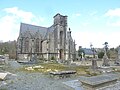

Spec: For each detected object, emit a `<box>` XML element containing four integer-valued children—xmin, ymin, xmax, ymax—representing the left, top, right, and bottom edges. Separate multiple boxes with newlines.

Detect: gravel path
<box><xmin>0</xmin><ymin>61</ymin><xmax>74</xmax><ymax>90</ymax></box>
<box><xmin>1</xmin><ymin>72</ymin><xmax>71</xmax><ymax>90</ymax></box>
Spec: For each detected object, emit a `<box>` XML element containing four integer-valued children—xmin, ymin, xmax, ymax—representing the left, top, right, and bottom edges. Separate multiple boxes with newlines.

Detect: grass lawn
<box><xmin>18</xmin><ymin>62</ymin><xmax>101</xmax><ymax>76</ymax></box>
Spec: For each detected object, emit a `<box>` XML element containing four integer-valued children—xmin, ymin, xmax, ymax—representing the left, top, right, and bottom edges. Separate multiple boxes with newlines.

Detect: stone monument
<box><xmin>91</xmin><ymin>59</ymin><xmax>98</xmax><ymax>70</ymax></box>
<box><xmin>102</xmin><ymin>53</ymin><xmax>109</xmax><ymax>66</ymax></box>
<box><xmin>90</xmin><ymin>44</ymin><xmax>98</xmax><ymax>69</ymax></box>
<box><xmin>81</xmin><ymin>52</ymin><xmax>86</xmax><ymax>65</ymax></box>
<box><xmin>102</xmin><ymin>42</ymin><xmax>110</xmax><ymax>66</ymax></box>
<box><xmin>30</xmin><ymin>54</ymin><xmax>37</xmax><ymax>63</ymax></box>
<box><xmin>115</xmin><ymin>45</ymin><xmax>120</xmax><ymax>65</ymax></box>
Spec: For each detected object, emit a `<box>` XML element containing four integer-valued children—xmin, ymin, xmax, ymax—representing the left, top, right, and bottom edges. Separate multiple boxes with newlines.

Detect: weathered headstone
<box><xmin>17</xmin><ymin>54</ymin><xmax>37</xmax><ymax>64</ymax></box>
<box><xmin>80</xmin><ymin>52</ymin><xmax>86</xmax><ymax>65</ymax></box>
<box><xmin>30</xmin><ymin>54</ymin><xmax>37</xmax><ymax>62</ymax></box>
<box><xmin>91</xmin><ymin>59</ymin><xmax>98</xmax><ymax>70</ymax></box>
<box><xmin>90</xmin><ymin>44</ymin><xmax>98</xmax><ymax>69</ymax></box>
<box><xmin>81</xmin><ymin>57</ymin><xmax>86</xmax><ymax>65</ymax></box>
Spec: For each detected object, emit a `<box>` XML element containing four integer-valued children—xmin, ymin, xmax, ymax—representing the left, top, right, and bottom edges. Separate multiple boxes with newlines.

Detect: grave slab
<box><xmin>79</xmin><ymin>74</ymin><xmax>119</xmax><ymax>90</ymax></box>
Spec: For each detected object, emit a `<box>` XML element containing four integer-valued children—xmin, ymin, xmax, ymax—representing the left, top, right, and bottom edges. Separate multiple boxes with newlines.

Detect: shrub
<box><xmin>98</xmin><ymin>52</ymin><xmax>104</xmax><ymax>58</ymax></box>
<box><xmin>51</xmin><ymin>56</ymin><xmax>55</xmax><ymax>60</ymax></box>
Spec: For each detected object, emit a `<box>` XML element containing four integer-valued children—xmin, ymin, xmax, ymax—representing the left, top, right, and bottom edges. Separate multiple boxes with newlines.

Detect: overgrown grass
<box><xmin>18</xmin><ymin>63</ymin><xmax>68</xmax><ymax>74</ymax></box>
<box><xmin>18</xmin><ymin>63</ymin><xmax>100</xmax><ymax>76</ymax></box>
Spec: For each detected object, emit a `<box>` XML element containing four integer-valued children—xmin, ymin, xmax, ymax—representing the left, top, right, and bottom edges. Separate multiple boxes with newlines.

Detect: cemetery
<box><xmin>1</xmin><ymin>0</ymin><xmax>120</xmax><ymax>89</ymax></box>
<box><xmin>0</xmin><ymin>40</ymin><xmax>120</xmax><ymax>90</ymax></box>
<box><xmin>0</xmin><ymin>47</ymin><xmax>120</xmax><ymax>90</ymax></box>
<box><xmin>0</xmin><ymin>14</ymin><xmax>120</xmax><ymax>89</ymax></box>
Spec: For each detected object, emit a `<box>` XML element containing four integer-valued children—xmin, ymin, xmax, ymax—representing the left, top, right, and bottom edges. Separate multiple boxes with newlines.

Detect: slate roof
<box><xmin>44</xmin><ymin>25</ymin><xmax>54</xmax><ymax>39</ymax></box>
<box><xmin>82</xmin><ymin>48</ymin><xmax>97</xmax><ymax>55</ymax></box>
<box><xmin>19</xmin><ymin>23</ymin><xmax>48</xmax><ymax>39</ymax></box>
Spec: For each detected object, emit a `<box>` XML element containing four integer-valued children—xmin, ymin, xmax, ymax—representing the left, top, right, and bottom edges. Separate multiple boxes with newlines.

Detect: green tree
<box><xmin>78</xmin><ymin>46</ymin><xmax>85</xmax><ymax>60</ymax></box>
<box><xmin>0</xmin><ymin>40</ymin><xmax>16</xmax><ymax>59</ymax></box>
<box><xmin>98</xmin><ymin>51</ymin><xmax>104</xmax><ymax>58</ymax></box>
<box><xmin>108</xmin><ymin>48</ymin><xmax>117</xmax><ymax>59</ymax></box>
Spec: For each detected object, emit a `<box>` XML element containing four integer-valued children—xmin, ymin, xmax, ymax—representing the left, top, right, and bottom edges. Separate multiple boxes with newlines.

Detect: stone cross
<box><xmin>102</xmin><ymin>43</ymin><xmax>110</xmax><ymax>66</ymax></box>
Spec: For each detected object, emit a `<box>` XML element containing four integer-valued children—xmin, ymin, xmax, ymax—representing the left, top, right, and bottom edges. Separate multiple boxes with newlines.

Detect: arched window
<box><xmin>36</xmin><ymin>38</ymin><xmax>39</xmax><ymax>52</ymax></box>
<box><xmin>60</xmin><ymin>31</ymin><xmax>63</xmax><ymax>45</ymax></box>
<box><xmin>25</xmin><ymin>38</ymin><xmax>29</xmax><ymax>53</ymax></box>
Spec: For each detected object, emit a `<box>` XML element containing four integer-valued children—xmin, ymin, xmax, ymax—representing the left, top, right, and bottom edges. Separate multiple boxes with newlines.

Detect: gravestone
<box><xmin>91</xmin><ymin>59</ymin><xmax>98</xmax><ymax>70</ymax></box>
<box><xmin>79</xmin><ymin>74</ymin><xmax>119</xmax><ymax>90</ymax></box>
<box><xmin>80</xmin><ymin>52</ymin><xmax>86</xmax><ymax>65</ymax></box>
<box><xmin>30</xmin><ymin>54</ymin><xmax>37</xmax><ymax>62</ymax></box>
<box><xmin>17</xmin><ymin>54</ymin><xmax>37</xmax><ymax>64</ymax></box>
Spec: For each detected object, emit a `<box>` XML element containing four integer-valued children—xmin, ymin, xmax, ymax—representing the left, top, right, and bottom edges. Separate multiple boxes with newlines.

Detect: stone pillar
<box><xmin>102</xmin><ymin>43</ymin><xmax>110</xmax><ymax>66</ymax></box>
<box><xmin>31</xmin><ymin>39</ymin><xmax>35</xmax><ymax>53</ymax></box>
<box><xmin>47</xmin><ymin>39</ymin><xmax>49</xmax><ymax>61</ymax></box>
<box><xmin>57</xmin><ymin>44</ymin><xmax>60</xmax><ymax>60</ymax></box>
<box><xmin>102</xmin><ymin>53</ymin><xmax>110</xmax><ymax>66</ymax></box>
<box><xmin>46</xmin><ymin>49</ymin><xmax>49</xmax><ymax>60</ymax></box>
<box><xmin>65</xmin><ymin>51</ymin><xmax>68</xmax><ymax>60</ymax></box>
<box><xmin>57</xmin><ymin>23</ymin><xmax>60</xmax><ymax>61</ymax></box>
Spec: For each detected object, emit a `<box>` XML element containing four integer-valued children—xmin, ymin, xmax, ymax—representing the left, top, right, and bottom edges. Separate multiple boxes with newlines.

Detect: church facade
<box><xmin>17</xmin><ymin>13</ymin><xmax>76</xmax><ymax>61</ymax></box>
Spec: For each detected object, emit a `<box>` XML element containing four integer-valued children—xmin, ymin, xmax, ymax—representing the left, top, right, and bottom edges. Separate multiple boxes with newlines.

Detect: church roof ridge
<box><xmin>20</xmin><ymin>23</ymin><xmax>48</xmax><ymax>39</ymax></box>
<box><xmin>21</xmin><ymin>22</ymin><xmax>48</xmax><ymax>29</ymax></box>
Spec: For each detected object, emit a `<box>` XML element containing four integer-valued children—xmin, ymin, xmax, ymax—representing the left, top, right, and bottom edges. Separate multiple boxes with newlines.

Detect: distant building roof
<box><xmin>83</xmin><ymin>48</ymin><xmax>97</xmax><ymax>55</ymax></box>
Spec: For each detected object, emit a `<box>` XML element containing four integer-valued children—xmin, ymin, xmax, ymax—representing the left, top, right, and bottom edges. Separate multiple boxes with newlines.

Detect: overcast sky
<box><xmin>0</xmin><ymin>0</ymin><xmax>120</xmax><ymax>49</ymax></box>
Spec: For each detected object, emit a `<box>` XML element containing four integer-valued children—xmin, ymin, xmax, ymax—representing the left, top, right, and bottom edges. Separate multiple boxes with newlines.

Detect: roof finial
<box><xmin>69</xmin><ymin>28</ymin><xmax>70</xmax><ymax>31</ymax></box>
<box><xmin>69</xmin><ymin>28</ymin><xmax>71</xmax><ymax>34</ymax></box>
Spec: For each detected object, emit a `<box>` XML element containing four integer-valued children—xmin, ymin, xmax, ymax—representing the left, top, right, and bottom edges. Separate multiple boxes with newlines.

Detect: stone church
<box><xmin>17</xmin><ymin>13</ymin><xmax>76</xmax><ymax>61</ymax></box>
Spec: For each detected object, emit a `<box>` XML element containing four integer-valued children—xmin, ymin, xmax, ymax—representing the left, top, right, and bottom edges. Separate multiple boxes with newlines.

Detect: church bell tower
<box><xmin>53</xmin><ymin>13</ymin><xmax>67</xmax><ymax>60</ymax></box>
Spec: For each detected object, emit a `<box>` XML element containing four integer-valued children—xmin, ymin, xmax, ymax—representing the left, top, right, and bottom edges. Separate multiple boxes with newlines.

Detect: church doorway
<box><xmin>59</xmin><ymin>49</ymin><xmax>64</xmax><ymax>60</ymax></box>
